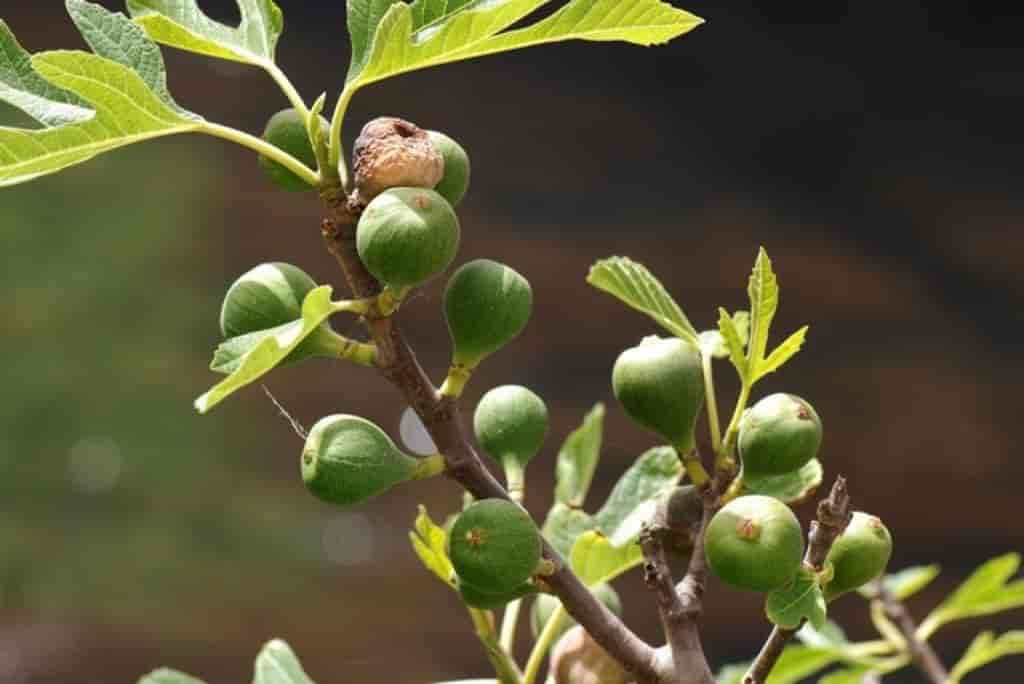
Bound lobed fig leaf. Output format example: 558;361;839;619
301;414;436;506
823;511;893;601
739;393;822;476
356;187;460;289
448;499;541;595
444;259;533;371
705;495;805;593
473;384;549;471
428;130;471;206
258;108;328;191
612;336;704;453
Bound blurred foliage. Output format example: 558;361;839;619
0;108;341;636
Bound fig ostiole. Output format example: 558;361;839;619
301;415;444;506
356;187;460;291
441;259;533;397
612;335;705;453
473;385;549;498
353;117;444;203
739;393;823;476
427;130;471;206
447;499;542;595
704;494;805;593
257;108;329;191
823;511;893;601
530;583;622;642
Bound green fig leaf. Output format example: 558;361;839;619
541;502;595;559
347;0;702;93
817;667;875;684
766;566;827;630
0;38;202;186
0;19;91;126
717;307;749;380
210;322;295;374
746;247;779;372
859;564;940;602
742;458;823;504
755;325;809;382
795;620;847;648
409;505;457;588
950;631;1024;683
569;530;643;586
554;403;605;507
253;639;316;684
195;286;343;413
922;553;1024;634
588;256;699;346
594;446;683;547
137;670;207;684
67;0;187;114
715;646;841;684
127;0;284;67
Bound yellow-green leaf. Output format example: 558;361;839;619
569;530;643;586
409;505;457;587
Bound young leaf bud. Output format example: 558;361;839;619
705;495;805;592
353;117;444;202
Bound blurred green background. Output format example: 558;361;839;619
1;1;1022;682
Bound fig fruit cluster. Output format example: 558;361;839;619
257;109;329;192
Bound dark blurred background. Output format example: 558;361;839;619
1;1;1021;682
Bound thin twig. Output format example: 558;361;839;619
743;476;852;684
866;579;950;683
318;184;659;683
261;385;307;440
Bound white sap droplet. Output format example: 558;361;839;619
67;436;122;494
399;406;437;456
322;513;374;566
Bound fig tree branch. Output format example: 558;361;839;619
318;184;659;682
743;476;852;684
864;579;950;683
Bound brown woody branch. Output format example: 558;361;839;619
743;476;852;684
318;184;659;682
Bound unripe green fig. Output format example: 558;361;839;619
428;130;471;206
530;583;622;641
257;109;329;191
301;414;438;506
823;512;893;601
705;495;804;592
473;385;549;470
356;187;460;289
458;578;536;610
739;393;823;475
444;259;533;370
219;262;316;338
448;499;542;595
612;336;704;452
353;117;444;202
550;625;631;684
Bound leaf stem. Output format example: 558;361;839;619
198;121;320;187
701;351;723;456
500;598;523;653
329;85;357;188
265;61;311;122
468;607;524;684
523;605;566;684
722;381;752;456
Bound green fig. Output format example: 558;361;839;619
444;259;533;371
473;385;549;471
705;495;804;592
356;187;460;290
448;499;541;595
458;578;536;610
611;336;704;452
301;414;442;506
739;393;823;476
550;625;631;684
823;512;893;601
530;583;622;641
428;130;471;206
257;108;329;191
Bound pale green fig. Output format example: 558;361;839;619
704;495;804;592
258;109;328;192
448;499;541;595
301;415;440;506
473;385;549;470
823;512;893;601
444;259;533;370
530;583;622;641
612;336;704;452
550;625;631;684
356;187;460;289
739;393;822;475
428;130;471;206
